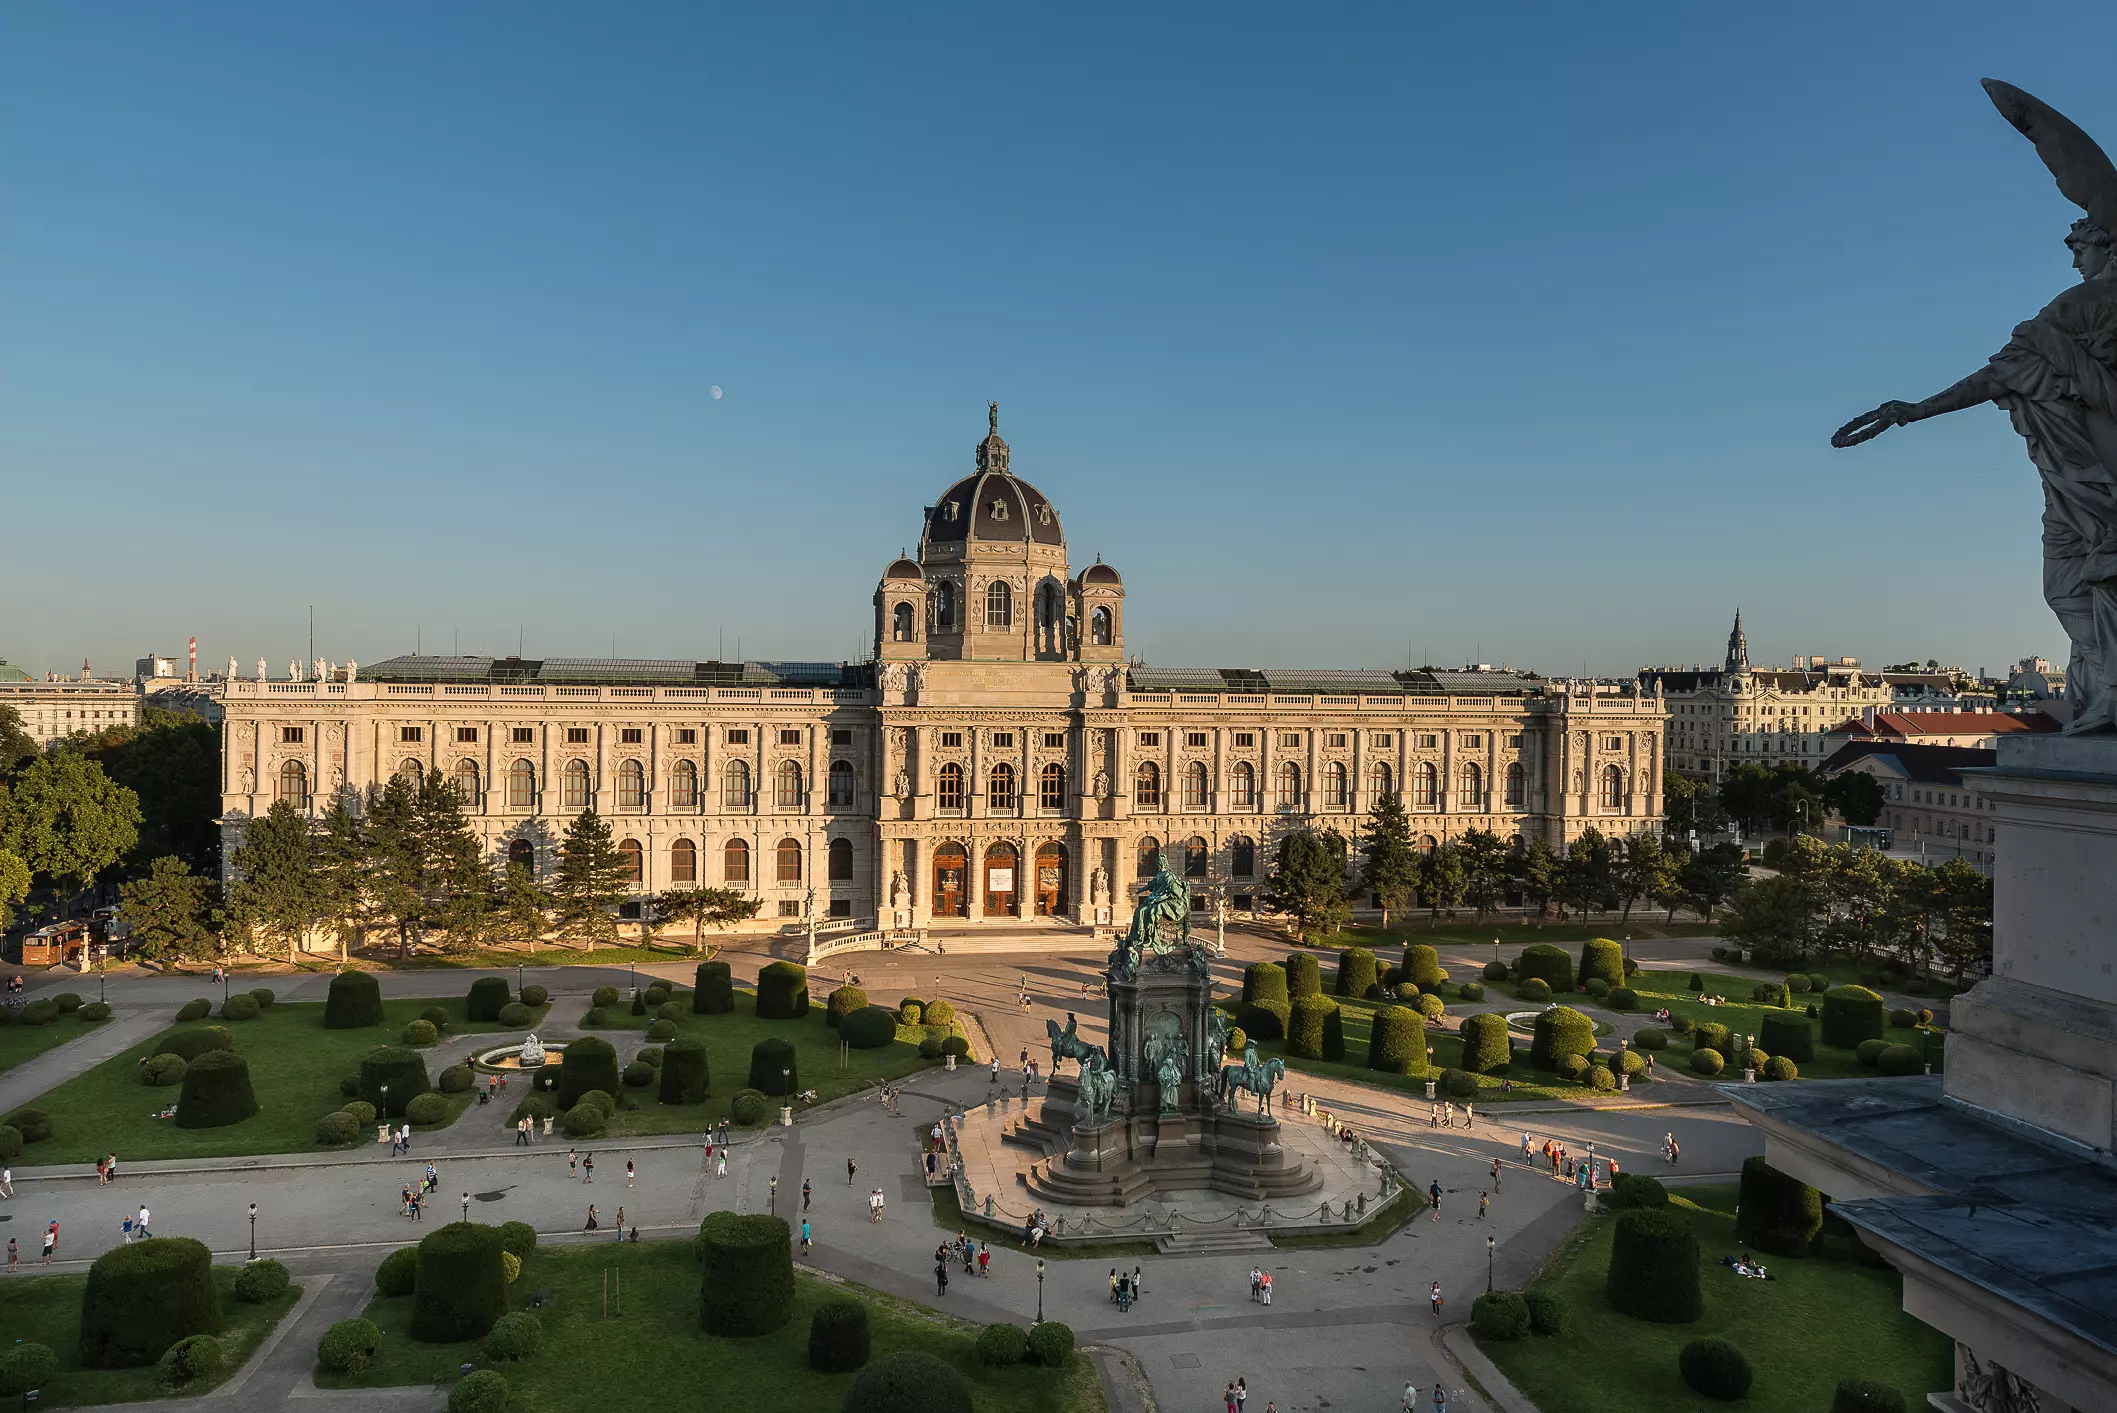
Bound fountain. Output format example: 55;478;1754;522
472;1032;549;1073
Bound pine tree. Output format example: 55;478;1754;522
1358;791;1417;926
499;862;551;950
1268;827;1350;943
313;788;370;962
226;799;321;960
363;772;428;958
552;809;630;949
1457;828;1511;922
415;770;492;950
1615;831;1677;925
1512;837;1559;924
1417;842;1467;923
118;855;218;962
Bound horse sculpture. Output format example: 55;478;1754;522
1076;1051;1120;1122
1046;1013;1103;1075
1218;1045;1286;1118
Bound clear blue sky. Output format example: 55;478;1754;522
2;3;2106;680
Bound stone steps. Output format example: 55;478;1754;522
1155;1229;1275;1255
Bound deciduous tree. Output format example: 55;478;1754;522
657;887;762;954
1615;832;1677;925
0;705;36;779
0;751;141;910
1675;843;1746;921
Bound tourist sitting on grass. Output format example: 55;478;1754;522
1721;1253;1773;1279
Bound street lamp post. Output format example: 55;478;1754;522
782;1067;793;1126
248;1203;257;1262
1035;1258;1046;1325
462;1192;470;1223
1486;1234;1495;1293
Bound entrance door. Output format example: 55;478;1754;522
984;842;1018;917
1034;842;1067;917
932;843;967;919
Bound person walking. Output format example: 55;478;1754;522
136;1205;151;1240
409;1191;423;1221
402;1185;414;1216
5;1237;15;1272
1490;1157;1503;1192
802;1179;812;1212
584;1204;599;1231
800;1218;812;1255
390;1127;402;1157
1403;1381;1419;1412
847;1156;857;1185
1478;1191;1489;1220
1258;1270;1273;1305
1463;1100;1474;1129
583;1153;595;1184
1670;1137;1681;1165
1235;1377;1247;1410
1223;1383;1237;1413
873;1188;885;1222
0;1165;11;1199
1521;1131;1532;1159
1432;1383;1449;1412
977;1243;990;1278
716;1151;727;1178
42;1222;57;1265
1430;1281;1443;1316
399;1121;411;1153
614;1206;625;1238
1429;1181;1442;1221
514;1117;530;1147
934;1259;949;1296
626;1159;635;1189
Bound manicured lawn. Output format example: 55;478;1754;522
1475;1185;1950;1413
321;1238;1106;1413
1570;969;1944;1079
0;1263;302;1405
1313;919;1716;951
0;1010;109;1076
19;997;543;1164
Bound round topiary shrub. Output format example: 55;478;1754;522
1856;1038;1888;1066
0;1126;18;1162
1587;1064;1617;1092
360;1046;433;1117
1888;1007;1918;1029
896;998;925;1025
401;1019;439;1047
4;1106;51;1144
556;1036;620;1108
411;1222;507;1343
438;1065;473;1094
1482;959;1509;982
1690;1048;1726;1076
316;1111;359;1146
41;991;77;1014
693;961;734;1014
660;1038;709;1104
156;1333;222;1394
635;1046;663;1068
1443;1067;1478;1099
1670;1013;1696;1035
808;1297;871;1372
1617;1049;1648;1081
1284;952;1322;1000
1555;1053;1589;1082
1606;987;1638;1011
622;1061;654;1088
176;1050;258;1129
1415;992;1445;1021
1632;1027;1668;1051
731;1088;769;1125
1736;1156;1823;1255
158;1026;233;1062
1517;977;1552;1003
826;986;868;1027
974;1322;1030;1366
466;977;511;1023
81;1000;112;1022
1460;1012;1512;1074
922;999;957;1029
1523;1287;1568;1336
941;1034;971;1059
405;1092;449;1126
234;1258;290;1303
1460;981;1486;1002
749;1037;800;1094
1693;1021;1732;1057
317;1317;381;1375
78;1236;223;1368
1335;947;1379;998
375;1245;419;1297
1583;978;1611;1000
1606;1208;1700;1323
1028;1319;1075;1366
698;1212;793;1335
485;1310;543;1363
450;1369;514;1413
1759;1014;1814;1063
1287;996;1345;1061
842;1350;974;1413
496;1002;533;1029
647;1019;678;1042
1822;985;1887;1049
520;983;548;1007
840;1006;898;1049
654;1000;685;1023
1680;1337;1753;1401
1530;1005;1595;1072
1368;1006;1428;1075
591;986;619;1009
757;961;810;1019
1877;1043;1923;1076
561;1101;608;1138
1579;938;1624;989
325;970;384;1029
143;1052;188;1087
18;998;57;1027
1762;1055;1799;1081
1832;1377;1909;1413
1401;943;1447;990
917;1033;943;1060
175;998;213;1022
582;1008;613;1028
1608;1172;1669;1210
1225;1024;1248;1053
1471;1289;1530;1339
1517;943;1575;991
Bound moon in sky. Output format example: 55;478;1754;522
710;385;723;400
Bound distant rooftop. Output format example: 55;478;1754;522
1127;666;1546;696
363;655;871;689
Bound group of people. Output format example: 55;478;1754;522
1106;1264;1144;1310
400;1161;439;1218
1721;1252;1773;1280
1247;1265;1275;1304
1018;1207;1049;1248
1662;1131;1683;1165
865;1188;887;1222
941;1233;991;1277
1426;1100;1473;1129
1220;1377;1265;1412
5;1221;60;1270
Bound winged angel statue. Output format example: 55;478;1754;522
1835;82;2117;733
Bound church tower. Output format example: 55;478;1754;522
1725;610;1750;673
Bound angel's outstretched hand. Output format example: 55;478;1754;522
1832;401;1914;447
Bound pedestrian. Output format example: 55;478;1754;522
1249;1265;1262;1302
1479;1191;1489;1220
1432;1383;1448;1413
136;1205;151;1239
96;1155;108;1185
615;1206;625;1237
1464;1101;1474;1129
585;1204;599;1231
0;1165;11;1199
1223;1383;1236;1413
390;1128;401;1156
991;1057;1000;1083
514;1118;529;1147
802;1179;812;1211
5;1237;15;1272
848;1156;857;1185
584;1153;595;1183
425;1161;437;1194
1429;1180;1442;1221
1428;1103;1439;1129
1491;1157;1502;1192
978;1243;990;1277
410;1192;423;1221
1521;1131;1532;1159
716;1152;727;1178
1403;1381;1419;1412
626;1159;635;1189
400;1121;411;1152
873;1188;885;1222
1670;1137;1681;1165
1430;1281;1443;1315
121;1214;134;1243
1259;1270;1272;1305
935;1259;949;1296
1235;1377;1247;1410
1132;1264;1144;1301
800;1218;812;1254
42;1222;57;1264
401;1185;414;1216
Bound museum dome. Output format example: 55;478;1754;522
881;557;924;582
1079;561;1122;588
922;403;1064;548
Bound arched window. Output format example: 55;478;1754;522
933;580;956;630
892;602;914;642
1420;834;1439;855
1324;761;1349;810
507;759;537;808
1230;761;1255;808
722;760;751;808
775;760;803;808
723;838;750;883
618;838;643;885
507;837;535;871
1137;836;1161;878
670;760;699;809
828;760;855;807
1184;836;1208;878
985;580;1012;629
452;759;481;802
1135;760;1161;808
1505;761;1525;808
828;836;853;882
1369;763;1393;800
988;762;1017;811
937;761;965;811
1183;761;1209;810
398;758;425;782
776;837;802;884
1230;835;1256;877
563;759;592;809
1413;762;1438;809
277;758;308;804
1600;764;1626;811
1458;762;1483;809
1275;761;1302;811
618;759;646;809
1039;761;1066;811
669;839;697;884
1091;606;1112;646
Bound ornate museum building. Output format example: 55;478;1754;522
216;408;1667;933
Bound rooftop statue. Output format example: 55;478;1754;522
1834;81;2117;733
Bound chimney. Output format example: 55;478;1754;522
1863;705;1877;731
187;637;197;684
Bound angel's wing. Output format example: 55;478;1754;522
1984;79;2117;235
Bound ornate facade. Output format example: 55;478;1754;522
216;408;1667;932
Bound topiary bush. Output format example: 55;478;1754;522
698;1212;793;1335
4;1106;52;1143
1617;1049;1648;1081
1583;977;1610;1000
176;1050;258;1129
1471;1289;1531;1340
1443;1067;1478;1098
1680;1337;1753;1401
1670;1013;1696;1035
411;1222;507;1343
1414;992;1445;1021
1027;1319;1075;1366
622;1061;654;1088
78;1236;223;1368
756;961;810;1019
158;1026;233;1062
485;1310;543;1363
693;961;734;1014
974;1322;1030;1366
494;1001;531;1028
1579;938;1624;989
589;985;618;1009
842;1350;973;1413
659;1038;709;1104
316;1111;359;1146
808;1297;871;1372
1735;1156;1823;1255
143;1052;188;1087
219;992;260;1022
156;1333;222;1394
1555;1053;1589;1082
359;1046;433;1117
465;977;510;1022
1878;1043;1924;1076
731;1088;769;1125
1368;1006;1429;1075
1832;1378;1909;1413
1632;1027;1667;1051
1482;959;1509;982
896;998;925;1025
1822;985;1887;1049
1517;943;1575;991
325;970;384;1029
630;993;648;1017
826;986;868;1027
1530;1005;1595;1072
917;1032;943;1060
1517;977;1551;1003
1607;1208;1700;1323
450;1369;515;1413
175;998;212;1022
1762;1055;1799;1081
406;1092;449;1126
18;998;57;1027
1606;986;1638;1011
1287;996;1345;1061
556;1036;620;1108
1759;1014;1814;1062
1282;952;1321;1001
749;1037;800;1095
1693;1021;1732;1057
1335;947;1379;998
81;1000;112;1022
233;1257;290;1304
1460;981;1486;1002
923;999;957;1029
1403;943;1449;990
840;1006;898;1049
647;1019;678;1042
376;1246;419;1297
1523;1287;1568;1336
401;1019;439;1047
438;1064;473;1094
317;1317;382;1375
1586;1064;1617;1092
1608;1172;1668;1210
1690;1048;1726;1076
1460;1012;1512;1074
519;983;548;1007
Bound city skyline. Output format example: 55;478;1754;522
2;4;2103;677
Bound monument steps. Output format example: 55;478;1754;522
1154;1229;1275;1255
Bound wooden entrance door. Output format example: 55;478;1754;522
1034;842;1067;916
932;843;967;919
983;842;1018;917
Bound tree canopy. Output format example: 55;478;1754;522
552;809;631;947
1268;827;1350;942
0;751;141;901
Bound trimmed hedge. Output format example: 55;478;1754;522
1579;938;1624;989
1461;981;1486;1002
401;1019;439;1047
466;977;511;1023
1482;960;1509;982
1556;1053;1588;1081
1690;1048;1726;1076
808;1298;871;1372
1583;978;1610;999
1694;1022;1732;1057
411;1222;508;1342
731;1088;769;1125
1633;1028;1667;1051
1287;996;1345;1062
232;1257;290;1304
1517;943;1574;991
406;1092;449;1126
660;1038;710;1104
1415;992;1444;1020
1335;947;1379;998
756;961;810;1019
1443;1067;1478;1098
1760;1014;1814;1062
647;1019;678;1042
497;1002;533;1028
923;1000;956;1028
1607;1208;1701;1323
1471;1289;1530;1339
484;1310;542;1363
896;998;925;1025
1460;1012;1512;1075
1832;1378;1909;1413
840;1006;899;1049
556;1036;621;1108
175;998;212;1022
1761;1055;1799;1081
1237;1000;1289;1041
1529;1006;1595;1072
376;1246;419;1297
1368;1006;1428;1076
974;1322;1030;1366
0;1344;52;1399
826;986;868;1027
324;970;384;1029
1404;943;1448;990
1027;1320;1074;1366
220;992;261;1022
1242;961;1288;1007
1284;952;1322;1000
1523;1287;1568;1336
1606;986;1638;1011
750;1037;800;1095
78;1237;223;1368
1822;985;1886;1049
157;1333;222;1394
841;1350;973;1413
317;1317;381;1374
439;1064;473;1094
1878;1043;1924;1076
176;1050;258;1129
698;1212;794;1335
1607;1172;1668;1210
1680;1337;1753;1401
450;1369;514;1413
1736;1156;1823;1256
693;961;734;1014
360;1046;433;1117
143;1052;188;1087
316;1111;359;1146
158;1026;233;1062
1517;978;1551;1003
